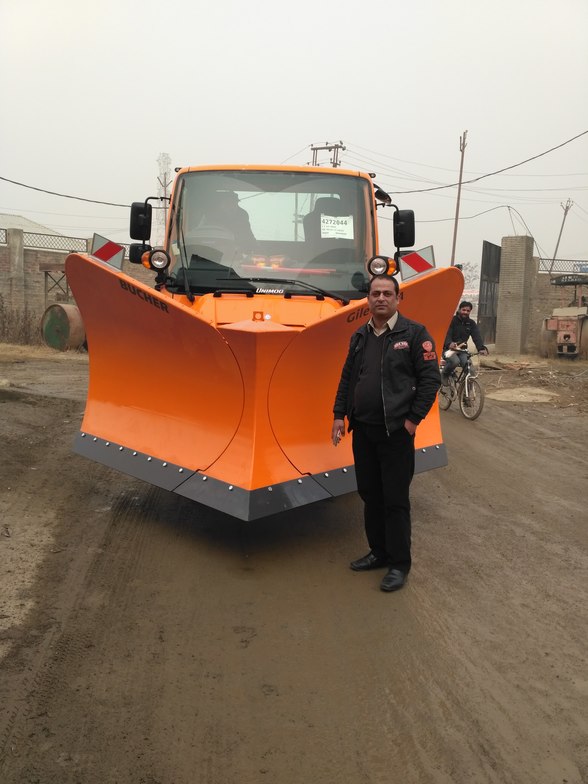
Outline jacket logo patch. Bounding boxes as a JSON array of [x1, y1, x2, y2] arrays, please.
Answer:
[[393, 341, 409, 350], [422, 340, 433, 351]]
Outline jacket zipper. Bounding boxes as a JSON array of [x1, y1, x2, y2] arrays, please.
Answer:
[[381, 333, 390, 436]]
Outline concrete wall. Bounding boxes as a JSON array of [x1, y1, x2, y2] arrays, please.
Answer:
[[493, 235, 577, 354], [495, 236, 535, 353]]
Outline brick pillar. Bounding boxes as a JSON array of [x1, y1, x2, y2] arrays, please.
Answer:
[[495, 235, 535, 354], [7, 229, 25, 309]]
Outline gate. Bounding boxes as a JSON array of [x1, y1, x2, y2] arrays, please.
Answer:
[[478, 240, 500, 344]]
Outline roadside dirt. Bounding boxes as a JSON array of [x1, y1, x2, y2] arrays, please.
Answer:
[[0, 344, 586, 784]]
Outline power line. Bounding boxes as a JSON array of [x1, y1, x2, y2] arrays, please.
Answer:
[[346, 140, 588, 178], [280, 145, 310, 165], [389, 130, 588, 194], [570, 202, 588, 216], [379, 203, 552, 258], [348, 130, 588, 195], [0, 175, 129, 207], [462, 185, 588, 193], [379, 204, 509, 224], [344, 150, 447, 186], [0, 206, 126, 219], [3, 128, 587, 219]]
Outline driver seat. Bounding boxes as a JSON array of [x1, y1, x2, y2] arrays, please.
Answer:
[[302, 197, 348, 243]]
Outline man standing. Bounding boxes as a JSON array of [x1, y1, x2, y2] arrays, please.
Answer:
[[442, 301, 488, 380], [331, 274, 440, 592]]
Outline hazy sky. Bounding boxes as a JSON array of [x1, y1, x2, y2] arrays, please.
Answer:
[[1, 0, 587, 267]]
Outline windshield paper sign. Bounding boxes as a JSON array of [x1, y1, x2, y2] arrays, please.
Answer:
[[320, 214, 354, 239]]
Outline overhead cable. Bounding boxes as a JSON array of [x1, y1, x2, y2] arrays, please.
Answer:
[[387, 129, 588, 194], [0, 175, 129, 207], [3, 129, 587, 211]]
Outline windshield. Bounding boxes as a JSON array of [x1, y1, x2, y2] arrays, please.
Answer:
[[167, 170, 374, 299]]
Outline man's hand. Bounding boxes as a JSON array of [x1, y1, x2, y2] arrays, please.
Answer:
[[332, 419, 345, 446], [404, 420, 417, 436]]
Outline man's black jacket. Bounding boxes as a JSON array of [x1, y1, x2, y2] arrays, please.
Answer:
[[333, 313, 441, 434], [443, 314, 486, 351]]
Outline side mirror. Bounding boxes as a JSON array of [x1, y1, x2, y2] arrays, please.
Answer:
[[129, 242, 152, 264], [393, 209, 415, 249], [130, 202, 153, 241]]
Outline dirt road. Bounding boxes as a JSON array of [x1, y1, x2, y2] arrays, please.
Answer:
[[0, 346, 587, 784]]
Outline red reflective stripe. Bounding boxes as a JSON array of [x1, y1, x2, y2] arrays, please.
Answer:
[[94, 241, 123, 261], [403, 253, 433, 273]]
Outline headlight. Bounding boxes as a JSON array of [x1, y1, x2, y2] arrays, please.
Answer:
[[149, 249, 171, 270], [368, 256, 388, 275], [367, 256, 397, 277]]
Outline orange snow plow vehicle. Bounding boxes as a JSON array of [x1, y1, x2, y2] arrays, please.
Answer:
[[63, 165, 463, 520]]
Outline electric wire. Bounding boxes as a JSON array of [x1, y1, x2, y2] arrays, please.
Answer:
[[346, 142, 588, 180], [0, 175, 129, 207], [0, 206, 126, 219], [279, 145, 310, 164], [346, 141, 588, 179], [2, 129, 586, 211], [347, 130, 588, 194], [379, 203, 550, 258]]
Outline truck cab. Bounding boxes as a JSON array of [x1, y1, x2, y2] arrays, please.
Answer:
[[130, 166, 413, 308]]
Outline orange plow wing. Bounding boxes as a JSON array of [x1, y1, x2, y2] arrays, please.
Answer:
[[267, 266, 464, 493], [67, 253, 462, 520]]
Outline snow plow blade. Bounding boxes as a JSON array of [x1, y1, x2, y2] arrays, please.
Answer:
[[66, 252, 463, 520]]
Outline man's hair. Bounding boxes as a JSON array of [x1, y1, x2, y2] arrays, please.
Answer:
[[458, 300, 473, 310], [368, 275, 400, 295]]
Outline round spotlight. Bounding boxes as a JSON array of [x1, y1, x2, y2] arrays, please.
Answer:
[[149, 249, 171, 270], [367, 256, 390, 276]]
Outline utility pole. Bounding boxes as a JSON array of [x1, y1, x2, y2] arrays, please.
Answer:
[[310, 140, 346, 167], [550, 198, 573, 272], [450, 130, 468, 267], [156, 152, 173, 246]]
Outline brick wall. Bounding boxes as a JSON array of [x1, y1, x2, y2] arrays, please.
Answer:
[[0, 230, 155, 321], [526, 262, 581, 354]]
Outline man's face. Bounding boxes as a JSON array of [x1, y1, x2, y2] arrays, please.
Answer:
[[368, 277, 399, 321], [458, 305, 472, 320]]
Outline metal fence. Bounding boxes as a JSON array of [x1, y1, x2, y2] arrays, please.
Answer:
[[538, 258, 588, 274], [0, 228, 131, 258], [22, 232, 88, 253]]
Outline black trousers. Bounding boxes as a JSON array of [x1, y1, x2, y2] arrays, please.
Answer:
[[351, 422, 415, 573]]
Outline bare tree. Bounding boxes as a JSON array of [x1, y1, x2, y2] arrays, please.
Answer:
[[457, 260, 480, 292]]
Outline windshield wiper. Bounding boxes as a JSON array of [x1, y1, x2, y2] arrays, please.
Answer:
[[239, 277, 349, 306], [176, 204, 195, 302]]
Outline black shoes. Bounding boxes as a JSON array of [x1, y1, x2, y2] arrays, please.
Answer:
[[380, 568, 407, 592], [349, 552, 388, 571]]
